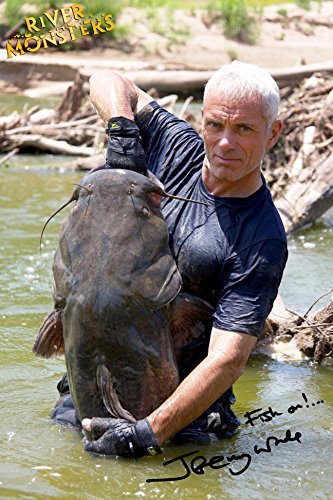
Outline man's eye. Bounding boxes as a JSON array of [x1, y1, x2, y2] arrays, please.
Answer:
[[238, 124, 251, 132], [207, 121, 220, 128]]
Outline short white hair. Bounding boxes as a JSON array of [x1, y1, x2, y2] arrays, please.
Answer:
[[203, 60, 280, 127]]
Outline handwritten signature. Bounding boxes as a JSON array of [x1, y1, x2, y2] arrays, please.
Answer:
[[244, 392, 324, 426], [146, 392, 324, 483], [146, 428, 302, 482]]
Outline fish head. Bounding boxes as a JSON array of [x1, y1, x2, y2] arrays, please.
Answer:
[[62, 168, 182, 311]]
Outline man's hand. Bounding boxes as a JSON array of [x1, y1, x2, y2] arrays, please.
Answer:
[[105, 116, 147, 175], [82, 417, 161, 459]]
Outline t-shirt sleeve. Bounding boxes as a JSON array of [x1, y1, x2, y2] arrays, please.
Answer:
[[213, 239, 288, 338], [135, 102, 204, 189]]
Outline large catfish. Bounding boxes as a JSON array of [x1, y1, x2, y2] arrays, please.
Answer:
[[33, 168, 212, 436]]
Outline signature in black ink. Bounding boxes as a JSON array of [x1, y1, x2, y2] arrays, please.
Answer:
[[146, 450, 251, 483], [146, 428, 302, 483], [253, 428, 302, 455], [244, 406, 283, 426], [244, 392, 324, 426]]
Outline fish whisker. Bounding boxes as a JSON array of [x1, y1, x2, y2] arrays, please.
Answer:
[[165, 193, 212, 207], [39, 197, 76, 255], [39, 184, 92, 255]]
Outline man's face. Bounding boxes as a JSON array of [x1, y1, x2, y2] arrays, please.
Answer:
[[201, 91, 282, 196]]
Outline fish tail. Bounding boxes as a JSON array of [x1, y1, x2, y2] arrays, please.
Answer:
[[97, 364, 136, 423]]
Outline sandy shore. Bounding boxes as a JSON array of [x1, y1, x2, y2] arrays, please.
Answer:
[[1, 2, 333, 97]]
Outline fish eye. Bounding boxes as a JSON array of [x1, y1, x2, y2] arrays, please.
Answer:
[[149, 192, 164, 208], [142, 207, 150, 216]]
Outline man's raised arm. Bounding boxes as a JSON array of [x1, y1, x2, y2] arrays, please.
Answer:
[[89, 70, 153, 123], [89, 71, 154, 174]]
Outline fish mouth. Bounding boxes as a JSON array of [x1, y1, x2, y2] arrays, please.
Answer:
[[133, 261, 182, 313], [153, 266, 182, 310]]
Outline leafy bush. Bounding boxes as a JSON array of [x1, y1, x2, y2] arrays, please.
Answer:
[[276, 8, 288, 16], [296, 0, 311, 10], [4, 0, 123, 38], [208, 0, 260, 45]]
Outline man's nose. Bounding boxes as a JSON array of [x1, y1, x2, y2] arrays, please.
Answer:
[[218, 129, 235, 150]]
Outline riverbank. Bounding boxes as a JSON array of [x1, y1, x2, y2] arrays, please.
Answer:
[[80, 2, 333, 69], [1, 2, 333, 96]]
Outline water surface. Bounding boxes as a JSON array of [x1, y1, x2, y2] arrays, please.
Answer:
[[0, 159, 332, 499]]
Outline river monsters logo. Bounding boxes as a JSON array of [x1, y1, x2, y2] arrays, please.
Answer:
[[6, 4, 115, 59]]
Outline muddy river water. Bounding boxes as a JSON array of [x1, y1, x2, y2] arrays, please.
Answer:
[[0, 153, 332, 499]]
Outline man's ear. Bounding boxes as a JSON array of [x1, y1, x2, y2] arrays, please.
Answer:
[[266, 119, 283, 150]]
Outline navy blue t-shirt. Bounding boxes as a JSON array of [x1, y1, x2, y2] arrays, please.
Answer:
[[135, 102, 288, 340]]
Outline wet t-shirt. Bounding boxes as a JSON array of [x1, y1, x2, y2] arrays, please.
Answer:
[[135, 102, 288, 340]]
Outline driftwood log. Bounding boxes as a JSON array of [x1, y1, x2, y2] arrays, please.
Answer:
[[282, 301, 333, 363], [274, 153, 333, 234], [261, 294, 333, 364], [260, 72, 333, 235], [2, 59, 333, 98], [0, 76, 102, 156], [123, 62, 333, 98]]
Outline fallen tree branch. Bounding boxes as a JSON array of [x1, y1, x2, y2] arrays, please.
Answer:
[[292, 323, 332, 329], [5, 115, 100, 136], [266, 296, 333, 363], [0, 148, 19, 165], [304, 287, 333, 317], [8, 135, 94, 156], [274, 153, 333, 234]]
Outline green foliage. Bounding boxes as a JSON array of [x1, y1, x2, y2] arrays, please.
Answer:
[[3, 0, 325, 53], [4, 0, 124, 51], [126, 0, 207, 9], [275, 31, 285, 41], [208, 0, 260, 45], [126, 0, 317, 9], [143, 7, 190, 52], [5, 0, 56, 28], [295, 0, 311, 9], [82, 0, 123, 39], [0, 161, 10, 169], [148, 8, 167, 36], [226, 48, 238, 61], [4, 0, 123, 35], [276, 8, 288, 16], [166, 25, 190, 50]]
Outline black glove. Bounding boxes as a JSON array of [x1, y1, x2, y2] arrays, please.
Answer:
[[84, 417, 161, 459], [105, 116, 147, 175]]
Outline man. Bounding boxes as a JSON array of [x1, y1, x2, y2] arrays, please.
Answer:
[[55, 61, 287, 458]]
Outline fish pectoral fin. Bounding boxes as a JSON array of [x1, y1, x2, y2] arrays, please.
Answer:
[[168, 292, 214, 359], [32, 309, 64, 358], [97, 364, 136, 423]]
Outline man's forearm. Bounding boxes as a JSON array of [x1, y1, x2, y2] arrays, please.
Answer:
[[147, 328, 256, 444], [89, 70, 153, 123], [89, 71, 137, 122]]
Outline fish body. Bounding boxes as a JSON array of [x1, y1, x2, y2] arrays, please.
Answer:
[[34, 168, 212, 434]]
